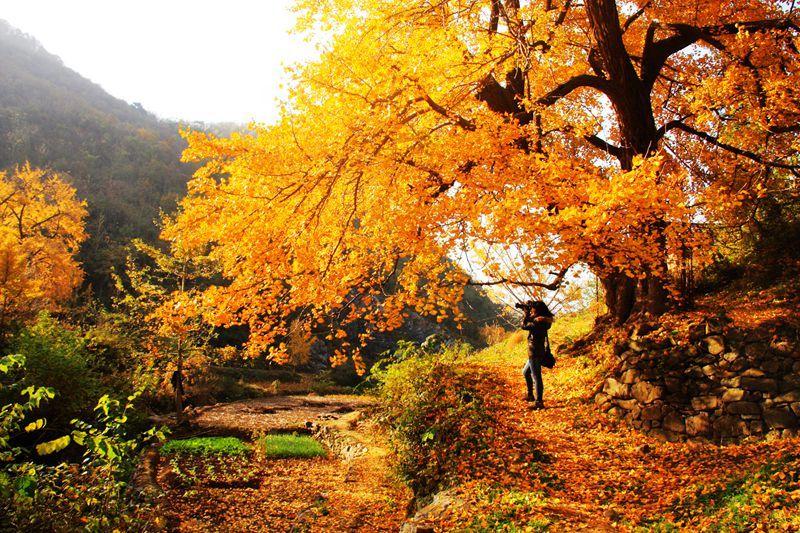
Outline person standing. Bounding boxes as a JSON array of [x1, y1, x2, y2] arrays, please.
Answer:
[[520, 300, 554, 409]]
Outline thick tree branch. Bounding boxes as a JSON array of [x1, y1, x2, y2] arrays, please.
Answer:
[[641, 18, 799, 90], [468, 267, 570, 291], [584, 134, 623, 158], [536, 74, 616, 106], [662, 120, 800, 170]]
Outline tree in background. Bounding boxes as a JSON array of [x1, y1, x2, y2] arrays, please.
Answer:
[[113, 239, 215, 419], [164, 0, 799, 367], [0, 164, 87, 332]]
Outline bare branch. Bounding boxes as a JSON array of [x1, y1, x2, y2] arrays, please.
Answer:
[[467, 267, 570, 291], [662, 120, 800, 170]]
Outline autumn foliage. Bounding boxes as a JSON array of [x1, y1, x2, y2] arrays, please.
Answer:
[[164, 0, 800, 365], [0, 164, 87, 328]]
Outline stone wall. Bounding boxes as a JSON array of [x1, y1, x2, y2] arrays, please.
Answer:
[[594, 314, 800, 443]]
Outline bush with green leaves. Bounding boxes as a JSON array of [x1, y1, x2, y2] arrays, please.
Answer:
[[0, 354, 167, 531], [5, 313, 103, 425], [371, 341, 501, 499]]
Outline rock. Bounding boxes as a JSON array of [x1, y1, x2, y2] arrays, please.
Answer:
[[722, 352, 739, 363], [617, 399, 639, 411], [632, 381, 664, 404], [791, 402, 800, 417], [664, 377, 684, 394], [762, 359, 783, 375], [721, 377, 741, 388], [629, 339, 646, 352], [763, 408, 798, 429], [744, 342, 769, 359], [739, 377, 778, 392], [688, 323, 706, 342], [705, 335, 725, 355], [705, 316, 728, 336], [774, 391, 800, 403], [741, 368, 766, 377], [713, 416, 747, 437], [604, 378, 630, 399], [685, 413, 711, 436], [594, 392, 610, 406], [663, 411, 685, 434], [770, 339, 795, 355], [725, 401, 761, 416], [765, 430, 783, 441], [641, 405, 663, 421], [701, 365, 716, 378], [633, 322, 658, 338], [691, 396, 719, 411], [621, 369, 640, 384], [721, 388, 746, 402]]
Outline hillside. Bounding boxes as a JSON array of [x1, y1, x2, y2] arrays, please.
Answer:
[[0, 19, 192, 295]]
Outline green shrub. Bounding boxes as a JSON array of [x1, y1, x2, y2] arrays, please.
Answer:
[[256, 434, 326, 458], [371, 341, 501, 498], [162, 436, 251, 456], [5, 313, 102, 424], [1, 361, 167, 531]]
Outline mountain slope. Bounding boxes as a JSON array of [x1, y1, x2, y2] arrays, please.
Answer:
[[0, 19, 192, 295]]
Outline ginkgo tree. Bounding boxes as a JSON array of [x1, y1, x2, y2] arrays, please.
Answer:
[[164, 0, 799, 366], [113, 239, 215, 418], [0, 164, 87, 331]]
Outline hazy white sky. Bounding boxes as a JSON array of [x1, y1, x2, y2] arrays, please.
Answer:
[[2, 0, 316, 123]]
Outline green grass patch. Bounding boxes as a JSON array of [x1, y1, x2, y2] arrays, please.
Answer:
[[256, 434, 326, 458], [161, 436, 251, 456]]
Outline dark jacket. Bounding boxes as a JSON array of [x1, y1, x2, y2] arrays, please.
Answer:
[[522, 317, 552, 359]]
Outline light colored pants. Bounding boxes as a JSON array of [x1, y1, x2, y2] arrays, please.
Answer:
[[522, 357, 543, 401]]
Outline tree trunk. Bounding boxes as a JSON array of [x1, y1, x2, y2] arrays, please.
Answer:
[[174, 340, 184, 423], [586, 0, 671, 322], [601, 272, 637, 324]]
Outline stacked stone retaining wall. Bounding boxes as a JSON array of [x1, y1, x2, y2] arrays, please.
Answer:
[[595, 315, 800, 443]]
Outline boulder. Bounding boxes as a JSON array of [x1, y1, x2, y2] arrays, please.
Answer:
[[774, 391, 800, 403], [663, 411, 685, 434], [763, 408, 798, 429], [691, 396, 719, 411], [704, 316, 728, 336], [632, 381, 664, 404], [604, 378, 629, 399], [725, 401, 761, 416], [713, 416, 747, 437], [621, 369, 640, 384], [761, 359, 783, 375], [744, 342, 768, 359], [594, 392, 610, 406], [705, 335, 725, 355], [685, 413, 711, 436], [721, 388, 745, 402], [641, 405, 663, 421], [722, 352, 739, 363], [739, 377, 778, 393], [617, 399, 639, 411]]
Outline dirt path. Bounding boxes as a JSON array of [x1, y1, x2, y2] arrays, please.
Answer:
[[476, 351, 800, 530], [158, 394, 411, 532]]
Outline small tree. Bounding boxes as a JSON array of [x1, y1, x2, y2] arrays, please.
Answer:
[[114, 239, 215, 420], [0, 164, 87, 332]]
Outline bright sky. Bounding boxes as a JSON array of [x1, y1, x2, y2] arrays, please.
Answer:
[[2, 0, 316, 124]]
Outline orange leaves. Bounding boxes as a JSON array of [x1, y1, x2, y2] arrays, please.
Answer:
[[0, 163, 87, 326]]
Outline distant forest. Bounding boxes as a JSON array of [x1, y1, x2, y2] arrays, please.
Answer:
[[0, 20, 235, 297]]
